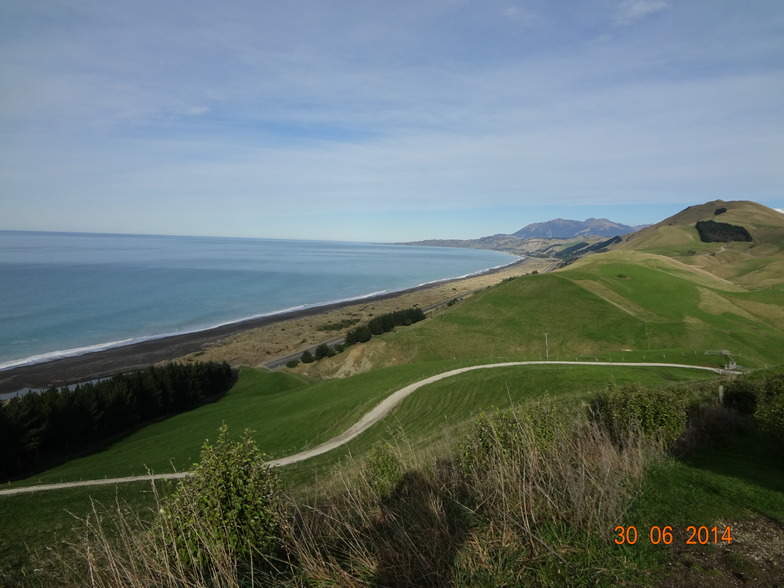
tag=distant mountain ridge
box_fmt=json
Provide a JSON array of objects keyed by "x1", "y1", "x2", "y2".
[
  {"x1": 513, "y1": 218, "x2": 641, "y2": 239},
  {"x1": 401, "y1": 216, "x2": 644, "y2": 258}
]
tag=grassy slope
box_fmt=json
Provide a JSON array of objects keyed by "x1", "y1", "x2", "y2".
[
  {"x1": 0, "y1": 482, "x2": 159, "y2": 583},
  {"x1": 5, "y1": 363, "x2": 718, "y2": 488},
  {"x1": 333, "y1": 255, "x2": 784, "y2": 372},
  {"x1": 0, "y1": 364, "x2": 721, "y2": 583},
  {"x1": 619, "y1": 427, "x2": 784, "y2": 585},
  {"x1": 3, "y1": 199, "x2": 783, "y2": 584},
  {"x1": 616, "y1": 199, "x2": 784, "y2": 289},
  {"x1": 9, "y1": 364, "x2": 456, "y2": 485}
]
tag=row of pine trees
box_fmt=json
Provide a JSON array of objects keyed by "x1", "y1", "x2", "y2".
[{"x1": 0, "y1": 361, "x2": 234, "y2": 482}]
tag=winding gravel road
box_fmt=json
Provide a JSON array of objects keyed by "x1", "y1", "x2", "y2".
[{"x1": 0, "y1": 361, "x2": 728, "y2": 496}]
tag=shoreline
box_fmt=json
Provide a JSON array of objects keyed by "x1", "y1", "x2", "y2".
[
  {"x1": 0, "y1": 258, "x2": 517, "y2": 374},
  {"x1": 0, "y1": 257, "x2": 546, "y2": 396}
]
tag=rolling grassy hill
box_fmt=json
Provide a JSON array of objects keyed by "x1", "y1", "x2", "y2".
[
  {"x1": 4, "y1": 363, "x2": 717, "y2": 488},
  {"x1": 616, "y1": 199, "x2": 784, "y2": 288},
  {"x1": 304, "y1": 200, "x2": 784, "y2": 379},
  {"x1": 2, "y1": 199, "x2": 783, "y2": 586}
]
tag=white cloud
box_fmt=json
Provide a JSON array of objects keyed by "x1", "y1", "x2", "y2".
[
  {"x1": 1, "y1": 1, "x2": 782, "y2": 239},
  {"x1": 615, "y1": 0, "x2": 668, "y2": 26}
]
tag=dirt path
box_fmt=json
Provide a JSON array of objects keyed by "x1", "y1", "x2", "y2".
[{"x1": 0, "y1": 361, "x2": 727, "y2": 496}]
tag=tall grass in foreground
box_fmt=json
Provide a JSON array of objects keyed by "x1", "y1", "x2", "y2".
[
  {"x1": 292, "y1": 406, "x2": 664, "y2": 586},
  {"x1": 44, "y1": 426, "x2": 289, "y2": 588},
  {"x1": 36, "y1": 401, "x2": 668, "y2": 587}
]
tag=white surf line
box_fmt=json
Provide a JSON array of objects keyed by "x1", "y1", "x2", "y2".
[{"x1": 0, "y1": 361, "x2": 728, "y2": 496}]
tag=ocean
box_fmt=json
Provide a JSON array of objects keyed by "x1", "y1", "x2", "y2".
[{"x1": 0, "y1": 231, "x2": 517, "y2": 370}]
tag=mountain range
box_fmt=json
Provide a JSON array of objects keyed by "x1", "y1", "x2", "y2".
[
  {"x1": 402, "y1": 217, "x2": 644, "y2": 258},
  {"x1": 512, "y1": 217, "x2": 642, "y2": 239}
]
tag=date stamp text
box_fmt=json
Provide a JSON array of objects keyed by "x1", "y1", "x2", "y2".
[{"x1": 614, "y1": 525, "x2": 733, "y2": 545}]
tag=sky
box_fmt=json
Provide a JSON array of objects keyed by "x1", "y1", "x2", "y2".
[{"x1": 1, "y1": 0, "x2": 782, "y2": 242}]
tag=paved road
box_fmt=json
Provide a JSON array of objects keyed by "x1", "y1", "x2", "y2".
[{"x1": 0, "y1": 361, "x2": 728, "y2": 496}]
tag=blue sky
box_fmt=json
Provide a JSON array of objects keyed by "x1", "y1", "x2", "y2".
[{"x1": 1, "y1": 0, "x2": 782, "y2": 242}]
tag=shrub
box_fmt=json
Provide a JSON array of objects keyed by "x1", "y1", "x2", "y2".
[
  {"x1": 300, "y1": 349, "x2": 314, "y2": 363},
  {"x1": 286, "y1": 359, "x2": 300, "y2": 368},
  {"x1": 161, "y1": 424, "x2": 284, "y2": 574},
  {"x1": 458, "y1": 403, "x2": 566, "y2": 473},
  {"x1": 590, "y1": 384, "x2": 687, "y2": 448},
  {"x1": 314, "y1": 343, "x2": 335, "y2": 360},
  {"x1": 455, "y1": 402, "x2": 662, "y2": 582},
  {"x1": 757, "y1": 374, "x2": 784, "y2": 443},
  {"x1": 49, "y1": 426, "x2": 286, "y2": 587},
  {"x1": 722, "y1": 379, "x2": 760, "y2": 414},
  {"x1": 364, "y1": 441, "x2": 405, "y2": 498},
  {"x1": 318, "y1": 318, "x2": 360, "y2": 331}
]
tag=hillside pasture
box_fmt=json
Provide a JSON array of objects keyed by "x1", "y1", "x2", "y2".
[{"x1": 322, "y1": 259, "x2": 784, "y2": 375}]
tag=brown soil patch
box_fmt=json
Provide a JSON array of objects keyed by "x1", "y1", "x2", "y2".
[{"x1": 656, "y1": 515, "x2": 784, "y2": 587}]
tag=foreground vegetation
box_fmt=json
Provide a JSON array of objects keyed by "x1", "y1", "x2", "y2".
[
  {"x1": 2, "y1": 363, "x2": 715, "y2": 488},
  {"x1": 2, "y1": 200, "x2": 782, "y2": 585},
  {"x1": 12, "y1": 370, "x2": 782, "y2": 587}
]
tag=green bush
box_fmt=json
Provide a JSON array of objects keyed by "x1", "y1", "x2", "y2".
[
  {"x1": 364, "y1": 441, "x2": 405, "y2": 498},
  {"x1": 345, "y1": 324, "x2": 372, "y2": 345},
  {"x1": 161, "y1": 424, "x2": 284, "y2": 573},
  {"x1": 757, "y1": 374, "x2": 784, "y2": 443},
  {"x1": 590, "y1": 384, "x2": 687, "y2": 448},
  {"x1": 300, "y1": 349, "x2": 314, "y2": 363},
  {"x1": 314, "y1": 343, "x2": 335, "y2": 360},
  {"x1": 722, "y1": 379, "x2": 760, "y2": 414},
  {"x1": 458, "y1": 403, "x2": 565, "y2": 472}
]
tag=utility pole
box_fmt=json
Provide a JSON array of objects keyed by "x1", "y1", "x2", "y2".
[{"x1": 544, "y1": 332, "x2": 549, "y2": 360}]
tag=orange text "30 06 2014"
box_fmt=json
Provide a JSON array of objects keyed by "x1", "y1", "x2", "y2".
[{"x1": 614, "y1": 525, "x2": 733, "y2": 545}]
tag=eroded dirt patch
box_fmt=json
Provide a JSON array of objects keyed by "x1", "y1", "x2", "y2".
[{"x1": 656, "y1": 515, "x2": 784, "y2": 587}]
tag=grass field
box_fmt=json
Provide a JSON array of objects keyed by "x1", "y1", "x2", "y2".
[
  {"x1": 0, "y1": 362, "x2": 724, "y2": 583},
  {"x1": 2, "y1": 200, "x2": 783, "y2": 585},
  {"x1": 618, "y1": 426, "x2": 784, "y2": 584},
  {"x1": 5, "y1": 362, "x2": 719, "y2": 489},
  {"x1": 0, "y1": 482, "x2": 160, "y2": 584},
  {"x1": 8, "y1": 363, "x2": 457, "y2": 486},
  {"x1": 344, "y1": 260, "x2": 784, "y2": 372}
]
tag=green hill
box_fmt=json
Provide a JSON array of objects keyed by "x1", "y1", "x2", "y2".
[
  {"x1": 305, "y1": 200, "x2": 784, "y2": 378},
  {"x1": 615, "y1": 199, "x2": 784, "y2": 288},
  {"x1": 3, "y1": 199, "x2": 783, "y2": 586}
]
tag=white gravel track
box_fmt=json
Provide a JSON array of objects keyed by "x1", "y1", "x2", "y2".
[{"x1": 0, "y1": 361, "x2": 728, "y2": 496}]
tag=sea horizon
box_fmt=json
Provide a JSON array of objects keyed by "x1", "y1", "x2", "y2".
[{"x1": 0, "y1": 230, "x2": 519, "y2": 371}]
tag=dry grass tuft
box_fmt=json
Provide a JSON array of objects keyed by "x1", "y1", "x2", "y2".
[{"x1": 39, "y1": 407, "x2": 667, "y2": 587}]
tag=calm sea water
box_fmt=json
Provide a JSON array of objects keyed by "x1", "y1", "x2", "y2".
[{"x1": 0, "y1": 231, "x2": 516, "y2": 369}]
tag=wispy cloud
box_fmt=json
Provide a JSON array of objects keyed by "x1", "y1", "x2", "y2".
[
  {"x1": 614, "y1": 0, "x2": 668, "y2": 26},
  {"x1": 1, "y1": 0, "x2": 782, "y2": 240}
]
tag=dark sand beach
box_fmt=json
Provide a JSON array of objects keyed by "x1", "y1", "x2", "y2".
[{"x1": 0, "y1": 257, "x2": 548, "y2": 395}]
